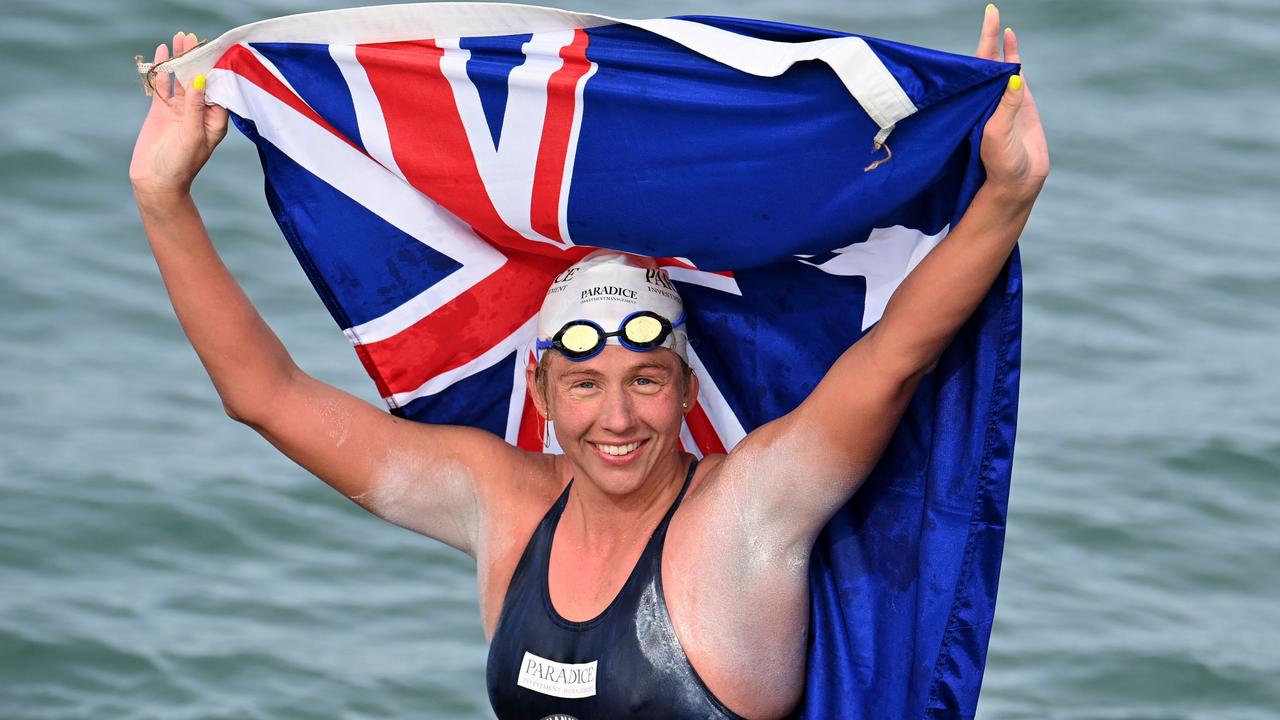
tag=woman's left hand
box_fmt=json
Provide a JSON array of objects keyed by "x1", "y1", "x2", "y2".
[{"x1": 976, "y1": 4, "x2": 1049, "y2": 204}]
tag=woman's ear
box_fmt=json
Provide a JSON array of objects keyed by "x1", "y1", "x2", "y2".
[
  {"x1": 526, "y1": 356, "x2": 549, "y2": 418},
  {"x1": 684, "y1": 370, "x2": 699, "y2": 413}
]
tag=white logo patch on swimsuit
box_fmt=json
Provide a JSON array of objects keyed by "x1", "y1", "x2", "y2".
[{"x1": 517, "y1": 651, "x2": 598, "y2": 699}]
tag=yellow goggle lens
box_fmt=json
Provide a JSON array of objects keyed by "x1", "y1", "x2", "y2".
[
  {"x1": 624, "y1": 315, "x2": 664, "y2": 344},
  {"x1": 560, "y1": 324, "x2": 602, "y2": 353}
]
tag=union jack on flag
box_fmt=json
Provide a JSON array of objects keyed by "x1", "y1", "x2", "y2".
[{"x1": 165, "y1": 4, "x2": 1023, "y2": 717}]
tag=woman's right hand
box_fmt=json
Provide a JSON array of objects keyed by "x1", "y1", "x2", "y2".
[{"x1": 129, "y1": 32, "x2": 229, "y2": 201}]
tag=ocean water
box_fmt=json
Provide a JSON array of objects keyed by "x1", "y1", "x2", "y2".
[{"x1": 2, "y1": 0, "x2": 1278, "y2": 718}]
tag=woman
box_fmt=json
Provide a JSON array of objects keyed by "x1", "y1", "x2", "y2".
[{"x1": 130, "y1": 5, "x2": 1046, "y2": 718}]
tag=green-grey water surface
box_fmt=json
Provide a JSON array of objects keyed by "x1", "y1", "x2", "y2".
[{"x1": 2, "y1": 0, "x2": 1278, "y2": 717}]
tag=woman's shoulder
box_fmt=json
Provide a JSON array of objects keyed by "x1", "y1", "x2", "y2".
[
  {"x1": 686, "y1": 452, "x2": 728, "y2": 497},
  {"x1": 478, "y1": 448, "x2": 566, "y2": 520}
]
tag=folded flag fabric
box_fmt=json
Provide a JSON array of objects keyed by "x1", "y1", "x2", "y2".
[{"x1": 158, "y1": 4, "x2": 1022, "y2": 717}]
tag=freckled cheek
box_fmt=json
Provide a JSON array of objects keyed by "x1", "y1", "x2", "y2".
[
  {"x1": 549, "y1": 397, "x2": 599, "y2": 437},
  {"x1": 634, "y1": 397, "x2": 684, "y2": 433}
]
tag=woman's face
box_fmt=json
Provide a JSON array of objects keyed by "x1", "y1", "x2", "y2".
[{"x1": 532, "y1": 345, "x2": 696, "y2": 495}]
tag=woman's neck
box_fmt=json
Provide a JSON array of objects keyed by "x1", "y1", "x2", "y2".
[{"x1": 558, "y1": 452, "x2": 690, "y2": 553}]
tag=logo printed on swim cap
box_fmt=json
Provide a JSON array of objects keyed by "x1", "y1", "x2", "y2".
[
  {"x1": 643, "y1": 268, "x2": 681, "y2": 302},
  {"x1": 645, "y1": 268, "x2": 676, "y2": 291},
  {"x1": 580, "y1": 285, "x2": 638, "y2": 302}
]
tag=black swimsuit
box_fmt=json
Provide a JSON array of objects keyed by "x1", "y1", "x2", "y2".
[{"x1": 486, "y1": 460, "x2": 743, "y2": 719}]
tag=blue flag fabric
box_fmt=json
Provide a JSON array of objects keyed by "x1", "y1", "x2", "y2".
[{"x1": 165, "y1": 4, "x2": 1021, "y2": 717}]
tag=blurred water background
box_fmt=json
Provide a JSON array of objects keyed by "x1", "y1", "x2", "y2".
[{"x1": 2, "y1": 0, "x2": 1278, "y2": 717}]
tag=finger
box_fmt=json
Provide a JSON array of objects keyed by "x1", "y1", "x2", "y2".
[
  {"x1": 1014, "y1": 77, "x2": 1043, "y2": 136},
  {"x1": 995, "y1": 74, "x2": 1025, "y2": 125},
  {"x1": 976, "y1": 3, "x2": 1001, "y2": 60},
  {"x1": 184, "y1": 74, "x2": 208, "y2": 132},
  {"x1": 171, "y1": 31, "x2": 187, "y2": 96},
  {"x1": 1004, "y1": 26, "x2": 1021, "y2": 65},
  {"x1": 174, "y1": 33, "x2": 200, "y2": 97},
  {"x1": 152, "y1": 42, "x2": 172, "y2": 102}
]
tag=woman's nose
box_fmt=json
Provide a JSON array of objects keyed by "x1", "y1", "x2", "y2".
[{"x1": 598, "y1": 388, "x2": 636, "y2": 433}]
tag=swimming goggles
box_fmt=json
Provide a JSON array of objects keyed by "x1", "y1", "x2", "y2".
[{"x1": 537, "y1": 310, "x2": 686, "y2": 361}]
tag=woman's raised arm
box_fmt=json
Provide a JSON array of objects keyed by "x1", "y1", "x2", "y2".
[
  {"x1": 131, "y1": 33, "x2": 283, "y2": 426},
  {"x1": 867, "y1": 15, "x2": 1048, "y2": 381},
  {"x1": 708, "y1": 6, "x2": 1048, "y2": 551},
  {"x1": 129, "y1": 34, "x2": 543, "y2": 557}
]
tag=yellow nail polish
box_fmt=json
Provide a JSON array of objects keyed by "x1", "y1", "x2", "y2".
[
  {"x1": 1005, "y1": 26, "x2": 1014, "y2": 35},
  {"x1": 193, "y1": 74, "x2": 206, "y2": 91},
  {"x1": 1008, "y1": 74, "x2": 1022, "y2": 92},
  {"x1": 986, "y1": 3, "x2": 996, "y2": 12}
]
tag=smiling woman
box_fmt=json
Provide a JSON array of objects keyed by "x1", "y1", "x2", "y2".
[
  {"x1": 532, "y1": 260, "x2": 693, "y2": 477},
  {"x1": 129, "y1": 4, "x2": 1045, "y2": 718}
]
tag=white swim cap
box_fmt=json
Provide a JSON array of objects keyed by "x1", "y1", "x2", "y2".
[{"x1": 537, "y1": 252, "x2": 688, "y2": 363}]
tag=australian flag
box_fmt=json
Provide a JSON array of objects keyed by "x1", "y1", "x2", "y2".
[{"x1": 175, "y1": 4, "x2": 1022, "y2": 717}]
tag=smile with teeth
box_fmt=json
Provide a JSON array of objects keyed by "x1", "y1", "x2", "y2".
[{"x1": 592, "y1": 440, "x2": 645, "y2": 456}]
